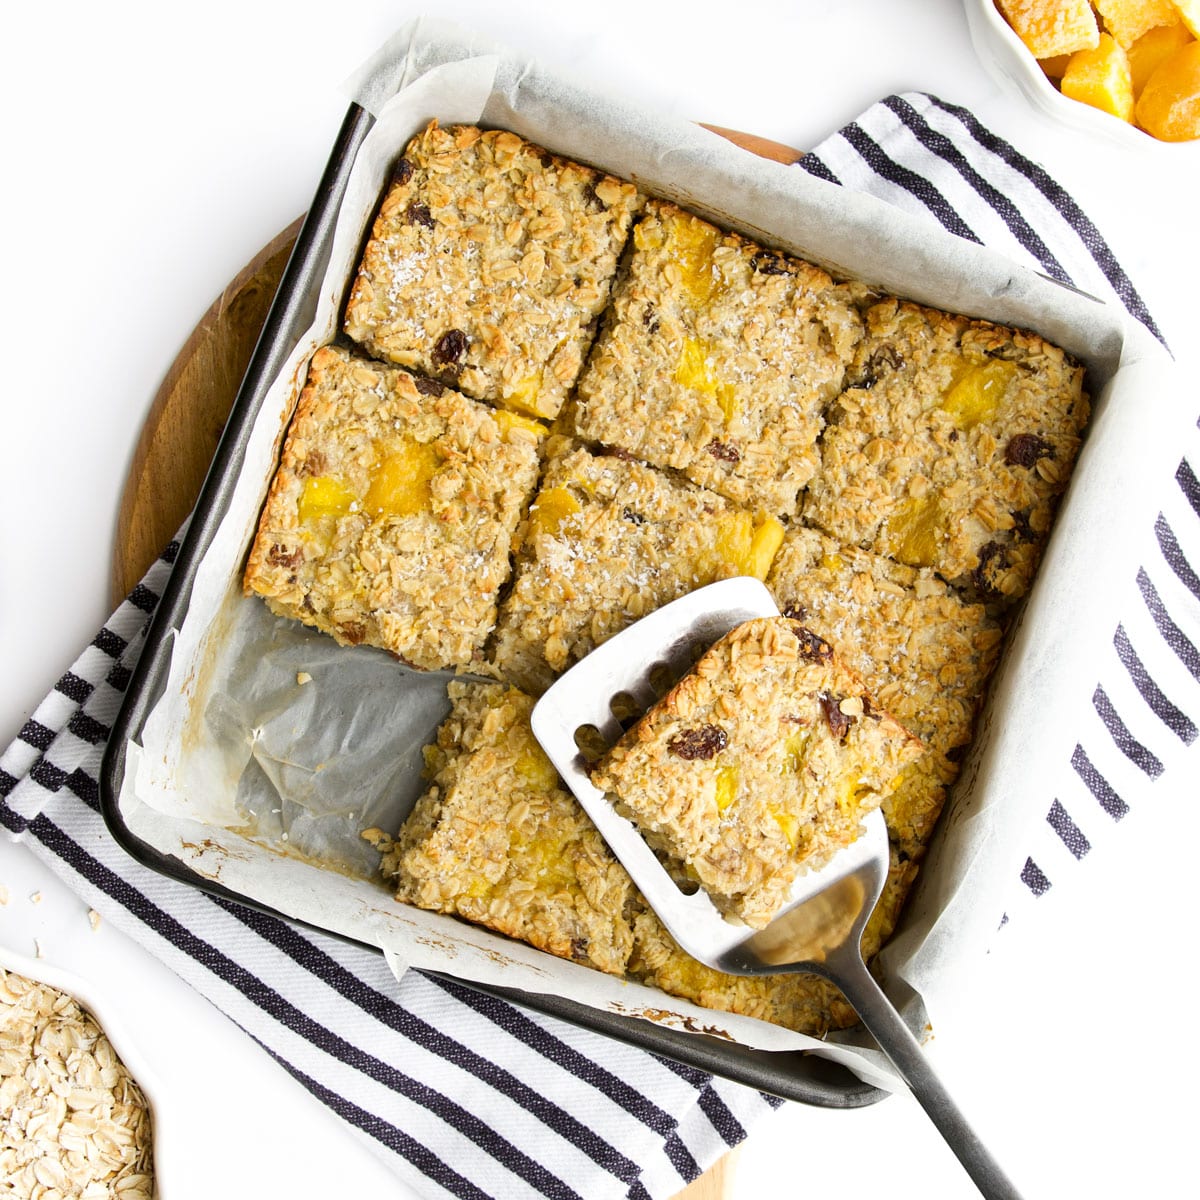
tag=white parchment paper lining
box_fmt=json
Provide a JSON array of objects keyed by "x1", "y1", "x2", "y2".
[{"x1": 118, "y1": 18, "x2": 1186, "y2": 1093}]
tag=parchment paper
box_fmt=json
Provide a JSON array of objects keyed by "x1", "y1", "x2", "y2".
[{"x1": 121, "y1": 17, "x2": 1187, "y2": 1088}]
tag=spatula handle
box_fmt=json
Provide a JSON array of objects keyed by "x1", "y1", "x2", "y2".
[{"x1": 834, "y1": 954, "x2": 1024, "y2": 1200}]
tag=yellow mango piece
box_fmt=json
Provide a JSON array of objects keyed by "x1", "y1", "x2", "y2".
[
  {"x1": 529, "y1": 486, "x2": 582, "y2": 539},
  {"x1": 997, "y1": 0, "x2": 1099, "y2": 58},
  {"x1": 503, "y1": 372, "x2": 546, "y2": 418},
  {"x1": 666, "y1": 215, "x2": 723, "y2": 306},
  {"x1": 884, "y1": 497, "x2": 943, "y2": 569},
  {"x1": 297, "y1": 475, "x2": 355, "y2": 522},
  {"x1": 1061, "y1": 34, "x2": 1136, "y2": 121},
  {"x1": 675, "y1": 337, "x2": 739, "y2": 423},
  {"x1": 1136, "y1": 40, "x2": 1200, "y2": 137},
  {"x1": 714, "y1": 766, "x2": 739, "y2": 813},
  {"x1": 713, "y1": 512, "x2": 785, "y2": 581},
  {"x1": 1129, "y1": 19, "x2": 1193, "y2": 91},
  {"x1": 1173, "y1": 0, "x2": 1200, "y2": 38},
  {"x1": 514, "y1": 742, "x2": 559, "y2": 790},
  {"x1": 364, "y1": 440, "x2": 441, "y2": 517},
  {"x1": 941, "y1": 359, "x2": 1018, "y2": 430},
  {"x1": 509, "y1": 826, "x2": 574, "y2": 889},
  {"x1": 493, "y1": 408, "x2": 549, "y2": 441},
  {"x1": 769, "y1": 806, "x2": 800, "y2": 851},
  {"x1": 1094, "y1": 0, "x2": 1179, "y2": 47}
]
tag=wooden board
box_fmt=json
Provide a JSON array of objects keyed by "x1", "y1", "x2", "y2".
[{"x1": 111, "y1": 127, "x2": 801, "y2": 1199}]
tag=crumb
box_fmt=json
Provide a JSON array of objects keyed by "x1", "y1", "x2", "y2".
[
  {"x1": 88, "y1": 909, "x2": 102, "y2": 932},
  {"x1": 296, "y1": 671, "x2": 312, "y2": 685},
  {"x1": 0, "y1": 884, "x2": 9, "y2": 905},
  {"x1": 29, "y1": 890, "x2": 42, "y2": 904},
  {"x1": 33, "y1": 938, "x2": 44, "y2": 959}
]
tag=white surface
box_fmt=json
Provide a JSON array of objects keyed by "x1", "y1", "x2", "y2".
[{"x1": 2, "y1": 2, "x2": 1197, "y2": 1198}]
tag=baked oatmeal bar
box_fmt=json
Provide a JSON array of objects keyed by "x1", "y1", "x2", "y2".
[
  {"x1": 370, "y1": 681, "x2": 869, "y2": 1034},
  {"x1": 804, "y1": 297, "x2": 1089, "y2": 601},
  {"x1": 488, "y1": 442, "x2": 785, "y2": 693},
  {"x1": 766, "y1": 527, "x2": 1005, "y2": 859},
  {"x1": 343, "y1": 122, "x2": 641, "y2": 420},
  {"x1": 591, "y1": 617, "x2": 923, "y2": 929},
  {"x1": 366, "y1": 682, "x2": 638, "y2": 976},
  {"x1": 244, "y1": 345, "x2": 542, "y2": 671},
  {"x1": 571, "y1": 200, "x2": 864, "y2": 515}
]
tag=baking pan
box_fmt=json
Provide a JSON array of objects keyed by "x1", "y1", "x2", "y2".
[{"x1": 98, "y1": 98, "x2": 884, "y2": 1108}]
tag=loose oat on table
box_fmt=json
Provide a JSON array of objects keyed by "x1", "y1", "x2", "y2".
[
  {"x1": 803, "y1": 297, "x2": 1089, "y2": 602},
  {"x1": 487, "y1": 441, "x2": 785, "y2": 693},
  {"x1": 343, "y1": 121, "x2": 641, "y2": 420},
  {"x1": 571, "y1": 200, "x2": 865, "y2": 515},
  {"x1": 244, "y1": 344, "x2": 542, "y2": 671},
  {"x1": 373, "y1": 681, "x2": 869, "y2": 1034},
  {"x1": 806, "y1": 296, "x2": 1089, "y2": 604},
  {"x1": 0, "y1": 968, "x2": 153, "y2": 1199},
  {"x1": 591, "y1": 617, "x2": 923, "y2": 929}
]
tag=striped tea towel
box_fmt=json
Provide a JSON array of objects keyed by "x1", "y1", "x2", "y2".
[{"x1": 3, "y1": 92, "x2": 1199, "y2": 1199}]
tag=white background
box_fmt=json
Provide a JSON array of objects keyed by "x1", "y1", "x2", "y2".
[{"x1": 2, "y1": 2, "x2": 1198, "y2": 1198}]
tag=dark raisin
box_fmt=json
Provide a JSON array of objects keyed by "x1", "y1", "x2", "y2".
[
  {"x1": 861, "y1": 695, "x2": 881, "y2": 721},
  {"x1": 972, "y1": 541, "x2": 1010, "y2": 596},
  {"x1": 781, "y1": 602, "x2": 807, "y2": 621},
  {"x1": 642, "y1": 304, "x2": 660, "y2": 335},
  {"x1": 791, "y1": 625, "x2": 834, "y2": 662},
  {"x1": 597, "y1": 443, "x2": 634, "y2": 461},
  {"x1": 583, "y1": 179, "x2": 606, "y2": 211},
  {"x1": 704, "y1": 439, "x2": 740, "y2": 463},
  {"x1": 622, "y1": 507, "x2": 645, "y2": 525},
  {"x1": 1010, "y1": 508, "x2": 1035, "y2": 543},
  {"x1": 667, "y1": 725, "x2": 728, "y2": 761},
  {"x1": 432, "y1": 329, "x2": 469, "y2": 367},
  {"x1": 751, "y1": 249, "x2": 790, "y2": 276},
  {"x1": 405, "y1": 202, "x2": 434, "y2": 229},
  {"x1": 1005, "y1": 433, "x2": 1055, "y2": 468},
  {"x1": 819, "y1": 692, "x2": 853, "y2": 740},
  {"x1": 851, "y1": 344, "x2": 905, "y2": 390},
  {"x1": 341, "y1": 622, "x2": 367, "y2": 646},
  {"x1": 570, "y1": 937, "x2": 590, "y2": 960},
  {"x1": 414, "y1": 375, "x2": 445, "y2": 397},
  {"x1": 391, "y1": 158, "x2": 414, "y2": 186},
  {"x1": 540, "y1": 152, "x2": 555, "y2": 169},
  {"x1": 267, "y1": 544, "x2": 303, "y2": 570}
]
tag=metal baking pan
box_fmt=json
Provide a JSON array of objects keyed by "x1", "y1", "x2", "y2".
[{"x1": 98, "y1": 99, "x2": 885, "y2": 1108}]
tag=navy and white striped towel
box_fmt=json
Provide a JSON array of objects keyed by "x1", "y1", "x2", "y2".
[{"x1": 3, "y1": 93, "x2": 1198, "y2": 1199}]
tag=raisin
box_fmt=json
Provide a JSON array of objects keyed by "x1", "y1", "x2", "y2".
[
  {"x1": 414, "y1": 375, "x2": 445, "y2": 397},
  {"x1": 781, "y1": 602, "x2": 807, "y2": 621},
  {"x1": 299, "y1": 450, "x2": 327, "y2": 477},
  {"x1": 851, "y1": 344, "x2": 905, "y2": 390},
  {"x1": 540, "y1": 152, "x2": 555, "y2": 169},
  {"x1": 597, "y1": 443, "x2": 634, "y2": 461},
  {"x1": 751, "y1": 250, "x2": 790, "y2": 276},
  {"x1": 667, "y1": 725, "x2": 728, "y2": 761},
  {"x1": 405, "y1": 202, "x2": 434, "y2": 229},
  {"x1": 391, "y1": 158, "x2": 414, "y2": 186},
  {"x1": 642, "y1": 304, "x2": 660, "y2": 335},
  {"x1": 819, "y1": 692, "x2": 853, "y2": 740},
  {"x1": 972, "y1": 541, "x2": 1010, "y2": 596},
  {"x1": 267, "y1": 544, "x2": 302, "y2": 570},
  {"x1": 791, "y1": 625, "x2": 833, "y2": 662},
  {"x1": 582, "y1": 179, "x2": 606, "y2": 211},
  {"x1": 432, "y1": 329, "x2": 469, "y2": 367},
  {"x1": 1005, "y1": 433, "x2": 1055, "y2": 468},
  {"x1": 622, "y1": 507, "x2": 645, "y2": 525},
  {"x1": 570, "y1": 937, "x2": 590, "y2": 960},
  {"x1": 341, "y1": 622, "x2": 367, "y2": 646},
  {"x1": 704, "y1": 439, "x2": 740, "y2": 463},
  {"x1": 1010, "y1": 508, "x2": 1035, "y2": 543}
]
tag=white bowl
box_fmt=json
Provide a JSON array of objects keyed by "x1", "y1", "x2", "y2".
[
  {"x1": 965, "y1": 0, "x2": 1200, "y2": 155},
  {"x1": 0, "y1": 943, "x2": 165, "y2": 1195}
]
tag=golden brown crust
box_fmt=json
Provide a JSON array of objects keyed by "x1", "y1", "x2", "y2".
[{"x1": 344, "y1": 122, "x2": 641, "y2": 420}]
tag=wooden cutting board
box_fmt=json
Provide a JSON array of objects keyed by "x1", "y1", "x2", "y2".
[{"x1": 111, "y1": 126, "x2": 802, "y2": 1200}]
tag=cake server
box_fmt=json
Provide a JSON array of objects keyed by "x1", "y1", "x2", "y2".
[{"x1": 530, "y1": 577, "x2": 1022, "y2": 1200}]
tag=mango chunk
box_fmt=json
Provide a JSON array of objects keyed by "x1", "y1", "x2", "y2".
[
  {"x1": 503, "y1": 372, "x2": 546, "y2": 418},
  {"x1": 941, "y1": 359, "x2": 1018, "y2": 430},
  {"x1": 493, "y1": 408, "x2": 549, "y2": 441},
  {"x1": 1061, "y1": 33, "x2": 1136, "y2": 121},
  {"x1": 528, "y1": 486, "x2": 583, "y2": 539},
  {"x1": 675, "y1": 337, "x2": 739, "y2": 423},
  {"x1": 715, "y1": 766, "x2": 739, "y2": 814},
  {"x1": 713, "y1": 512, "x2": 785, "y2": 581},
  {"x1": 884, "y1": 497, "x2": 943, "y2": 570},
  {"x1": 666, "y1": 215, "x2": 723, "y2": 306},
  {"x1": 364, "y1": 440, "x2": 441, "y2": 517},
  {"x1": 297, "y1": 475, "x2": 355, "y2": 522},
  {"x1": 1129, "y1": 19, "x2": 1194, "y2": 91},
  {"x1": 1135, "y1": 39, "x2": 1200, "y2": 136},
  {"x1": 997, "y1": 0, "x2": 1099, "y2": 58},
  {"x1": 1094, "y1": 0, "x2": 1179, "y2": 47}
]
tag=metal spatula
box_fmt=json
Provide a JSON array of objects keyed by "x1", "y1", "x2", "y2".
[{"x1": 530, "y1": 578, "x2": 1022, "y2": 1200}]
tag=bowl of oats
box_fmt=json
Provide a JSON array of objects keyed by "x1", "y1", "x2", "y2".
[{"x1": 0, "y1": 946, "x2": 157, "y2": 1198}]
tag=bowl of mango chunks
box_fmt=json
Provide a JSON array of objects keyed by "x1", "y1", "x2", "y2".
[{"x1": 967, "y1": 0, "x2": 1200, "y2": 148}]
